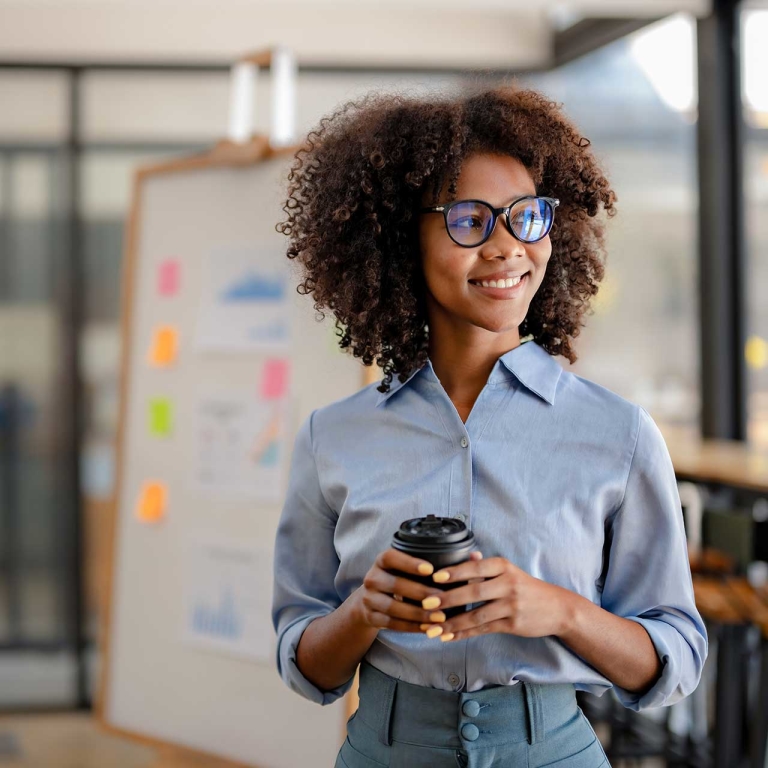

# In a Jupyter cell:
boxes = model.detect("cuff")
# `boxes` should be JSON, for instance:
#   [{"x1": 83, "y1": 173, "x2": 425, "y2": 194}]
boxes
[
  {"x1": 276, "y1": 614, "x2": 356, "y2": 706},
  {"x1": 610, "y1": 616, "x2": 702, "y2": 711}
]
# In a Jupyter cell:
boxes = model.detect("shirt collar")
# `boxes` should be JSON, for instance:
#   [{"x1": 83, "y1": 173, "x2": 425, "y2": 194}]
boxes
[{"x1": 375, "y1": 338, "x2": 562, "y2": 408}]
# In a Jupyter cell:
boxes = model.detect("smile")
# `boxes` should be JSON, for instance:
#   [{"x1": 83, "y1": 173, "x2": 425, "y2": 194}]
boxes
[{"x1": 468, "y1": 272, "x2": 529, "y2": 297}]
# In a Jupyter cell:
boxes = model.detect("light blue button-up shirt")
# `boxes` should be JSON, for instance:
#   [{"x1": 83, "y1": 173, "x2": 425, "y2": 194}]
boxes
[{"x1": 271, "y1": 339, "x2": 708, "y2": 712}]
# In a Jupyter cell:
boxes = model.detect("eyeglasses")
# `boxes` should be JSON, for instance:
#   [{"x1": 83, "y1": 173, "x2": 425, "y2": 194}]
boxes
[{"x1": 420, "y1": 196, "x2": 560, "y2": 247}]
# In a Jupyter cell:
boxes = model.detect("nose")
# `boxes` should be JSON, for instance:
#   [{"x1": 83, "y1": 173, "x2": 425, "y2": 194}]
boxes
[{"x1": 480, "y1": 212, "x2": 527, "y2": 259}]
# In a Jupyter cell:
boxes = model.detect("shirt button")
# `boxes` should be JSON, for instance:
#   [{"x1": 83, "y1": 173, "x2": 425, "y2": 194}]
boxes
[
  {"x1": 456, "y1": 513, "x2": 466, "y2": 522},
  {"x1": 448, "y1": 673, "x2": 461, "y2": 686},
  {"x1": 460, "y1": 437, "x2": 468, "y2": 448}
]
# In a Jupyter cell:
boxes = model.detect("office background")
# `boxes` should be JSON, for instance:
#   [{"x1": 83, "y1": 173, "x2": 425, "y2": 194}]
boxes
[{"x1": 0, "y1": 0, "x2": 766, "y2": 766}]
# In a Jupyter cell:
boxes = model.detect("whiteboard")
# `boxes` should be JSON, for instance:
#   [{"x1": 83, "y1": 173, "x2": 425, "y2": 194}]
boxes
[{"x1": 98, "y1": 142, "x2": 366, "y2": 767}]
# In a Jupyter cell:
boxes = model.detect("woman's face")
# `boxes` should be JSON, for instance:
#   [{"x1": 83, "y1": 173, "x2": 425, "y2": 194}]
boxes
[{"x1": 418, "y1": 152, "x2": 552, "y2": 339}]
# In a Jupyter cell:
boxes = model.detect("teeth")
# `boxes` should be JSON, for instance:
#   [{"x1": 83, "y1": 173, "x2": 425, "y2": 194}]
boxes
[{"x1": 476, "y1": 275, "x2": 525, "y2": 288}]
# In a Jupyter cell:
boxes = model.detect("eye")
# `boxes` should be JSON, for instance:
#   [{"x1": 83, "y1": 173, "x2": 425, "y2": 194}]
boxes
[{"x1": 454, "y1": 215, "x2": 485, "y2": 230}]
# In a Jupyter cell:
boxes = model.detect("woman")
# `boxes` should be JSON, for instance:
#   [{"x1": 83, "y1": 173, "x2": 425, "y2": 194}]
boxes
[{"x1": 271, "y1": 84, "x2": 708, "y2": 768}]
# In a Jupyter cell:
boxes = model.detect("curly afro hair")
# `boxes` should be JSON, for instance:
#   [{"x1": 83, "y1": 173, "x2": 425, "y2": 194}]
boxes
[{"x1": 277, "y1": 81, "x2": 617, "y2": 394}]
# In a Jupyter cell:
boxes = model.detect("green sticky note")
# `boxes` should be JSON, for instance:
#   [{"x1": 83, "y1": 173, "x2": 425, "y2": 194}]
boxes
[{"x1": 149, "y1": 398, "x2": 173, "y2": 436}]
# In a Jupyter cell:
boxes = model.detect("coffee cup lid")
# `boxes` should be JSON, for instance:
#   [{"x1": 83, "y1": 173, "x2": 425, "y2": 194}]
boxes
[{"x1": 394, "y1": 514, "x2": 469, "y2": 545}]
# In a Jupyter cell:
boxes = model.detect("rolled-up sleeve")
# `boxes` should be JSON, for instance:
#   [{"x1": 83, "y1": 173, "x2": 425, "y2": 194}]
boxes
[
  {"x1": 271, "y1": 409, "x2": 355, "y2": 705},
  {"x1": 599, "y1": 405, "x2": 708, "y2": 711}
]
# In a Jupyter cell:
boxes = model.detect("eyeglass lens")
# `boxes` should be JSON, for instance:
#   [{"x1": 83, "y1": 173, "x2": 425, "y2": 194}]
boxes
[{"x1": 445, "y1": 199, "x2": 553, "y2": 246}]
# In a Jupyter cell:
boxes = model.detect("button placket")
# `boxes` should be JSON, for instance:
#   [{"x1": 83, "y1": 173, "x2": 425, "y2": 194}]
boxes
[{"x1": 459, "y1": 697, "x2": 482, "y2": 745}]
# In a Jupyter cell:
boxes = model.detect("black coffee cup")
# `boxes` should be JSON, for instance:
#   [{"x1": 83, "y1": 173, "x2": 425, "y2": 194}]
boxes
[{"x1": 388, "y1": 514, "x2": 477, "y2": 619}]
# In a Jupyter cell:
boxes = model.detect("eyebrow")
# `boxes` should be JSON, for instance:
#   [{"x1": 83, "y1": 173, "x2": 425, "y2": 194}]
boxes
[{"x1": 454, "y1": 193, "x2": 538, "y2": 206}]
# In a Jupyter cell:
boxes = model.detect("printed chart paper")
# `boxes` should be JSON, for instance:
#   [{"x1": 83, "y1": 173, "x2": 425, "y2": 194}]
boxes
[
  {"x1": 182, "y1": 536, "x2": 275, "y2": 663},
  {"x1": 193, "y1": 396, "x2": 288, "y2": 500},
  {"x1": 196, "y1": 247, "x2": 291, "y2": 352}
]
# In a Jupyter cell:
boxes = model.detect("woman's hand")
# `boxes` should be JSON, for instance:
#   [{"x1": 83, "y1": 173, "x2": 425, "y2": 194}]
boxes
[
  {"x1": 353, "y1": 548, "x2": 451, "y2": 632},
  {"x1": 420, "y1": 552, "x2": 572, "y2": 642}
]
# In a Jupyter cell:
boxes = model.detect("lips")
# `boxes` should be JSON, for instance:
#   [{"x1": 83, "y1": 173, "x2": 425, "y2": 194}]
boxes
[
  {"x1": 469, "y1": 271, "x2": 529, "y2": 287},
  {"x1": 469, "y1": 272, "x2": 529, "y2": 297}
]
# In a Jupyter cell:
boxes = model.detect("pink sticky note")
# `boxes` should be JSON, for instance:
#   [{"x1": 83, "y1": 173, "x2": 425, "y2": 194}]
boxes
[
  {"x1": 158, "y1": 259, "x2": 180, "y2": 296},
  {"x1": 261, "y1": 359, "x2": 290, "y2": 400}
]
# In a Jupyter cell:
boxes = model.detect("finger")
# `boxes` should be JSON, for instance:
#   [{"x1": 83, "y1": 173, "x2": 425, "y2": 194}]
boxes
[
  {"x1": 377, "y1": 547, "x2": 436, "y2": 578},
  {"x1": 430, "y1": 556, "x2": 504, "y2": 586},
  {"x1": 420, "y1": 575, "x2": 510, "y2": 612},
  {"x1": 428, "y1": 598, "x2": 511, "y2": 637},
  {"x1": 366, "y1": 609, "x2": 427, "y2": 632},
  {"x1": 468, "y1": 551, "x2": 484, "y2": 582},
  {"x1": 368, "y1": 570, "x2": 444, "y2": 603},
  {"x1": 364, "y1": 591, "x2": 447, "y2": 626},
  {"x1": 435, "y1": 617, "x2": 513, "y2": 643}
]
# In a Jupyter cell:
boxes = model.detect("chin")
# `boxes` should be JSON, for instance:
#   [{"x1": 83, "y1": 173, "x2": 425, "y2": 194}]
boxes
[{"x1": 472, "y1": 316, "x2": 525, "y2": 334}]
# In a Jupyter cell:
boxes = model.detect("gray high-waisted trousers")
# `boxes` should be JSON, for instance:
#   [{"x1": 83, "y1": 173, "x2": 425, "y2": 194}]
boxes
[{"x1": 335, "y1": 659, "x2": 611, "y2": 768}]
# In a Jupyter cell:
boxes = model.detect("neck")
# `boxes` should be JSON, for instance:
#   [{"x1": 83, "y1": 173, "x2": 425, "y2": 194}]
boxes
[{"x1": 426, "y1": 319, "x2": 522, "y2": 405}]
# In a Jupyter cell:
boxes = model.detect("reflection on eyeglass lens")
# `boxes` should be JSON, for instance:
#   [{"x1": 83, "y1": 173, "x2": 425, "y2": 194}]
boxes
[{"x1": 510, "y1": 200, "x2": 550, "y2": 241}]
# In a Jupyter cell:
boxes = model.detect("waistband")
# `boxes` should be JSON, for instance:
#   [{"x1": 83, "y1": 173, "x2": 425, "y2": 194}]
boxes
[{"x1": 356, "y1": 659, "x2": 579, "y2": 750}]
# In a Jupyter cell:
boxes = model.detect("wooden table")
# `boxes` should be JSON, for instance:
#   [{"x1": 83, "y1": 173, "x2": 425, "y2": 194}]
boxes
[{"x1": 661, "y1": 424, "x2": 768, "y2": 494}]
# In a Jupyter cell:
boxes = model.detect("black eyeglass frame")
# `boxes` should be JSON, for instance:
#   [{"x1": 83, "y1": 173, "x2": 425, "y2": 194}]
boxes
[{"x1": 420, "y1": 195, "x2": 560, "y2": 247}]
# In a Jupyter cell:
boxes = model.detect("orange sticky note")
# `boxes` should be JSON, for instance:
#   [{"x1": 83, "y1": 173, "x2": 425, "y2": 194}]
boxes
[
  {"x1": 136, "y1": 482, "x2": 167, "y2": 523},
  {"x1": 261, "y1": 358, "x2": 290, "y2": 400},
  {"x1": 148, "y1": 326, "x2": 178, "y2": 366}
]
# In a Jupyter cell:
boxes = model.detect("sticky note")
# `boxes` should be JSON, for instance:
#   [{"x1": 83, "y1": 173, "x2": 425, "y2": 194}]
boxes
[
  {"x1": 148, "y1": 326, "x2": 178, "y2": 367},
  {"x1": 261, "y1": 358, "x2": 290, "y2": 400},
  {"x1": 149, "y1": 398, "x2": 173, "y2": 436},
  {"x1": 158, "y1": 259, "x2": 180, "y2": 296},
  {"x1": 136, "y1": 482, "x2": 167, "y2": 523}
]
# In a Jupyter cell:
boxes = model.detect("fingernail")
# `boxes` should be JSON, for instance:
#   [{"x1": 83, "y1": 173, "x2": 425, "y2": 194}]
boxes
[
  {"x1": 429, "y1": 611, "x2": 446, "y2": 622},
  {"x1": 420, "y1": 623, "x2": 431, "y2": 630},
  {"x1": 417, "y1": 563, "x2": 434, "y2": 575},
  {"x1": 426, "y1": 626, "x2": 443, "y2": 638},
  {"x1": 440, "y1": 632, "x2": 455, "y2": 642},
  {"x1": 432, "y1": 571, "x2": 450, "y2": 583},
  {"x1": 422, "y1": 596, "x2": 441, "y2": 610}
]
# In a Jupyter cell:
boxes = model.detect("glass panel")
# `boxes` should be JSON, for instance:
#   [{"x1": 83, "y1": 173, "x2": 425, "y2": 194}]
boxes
[
  {"x1": 0, "y1": 148, "x2": 76, "y2": 706},
  {"x1": 743, "y1": 5, "x2": 768, "y2": 450}
]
